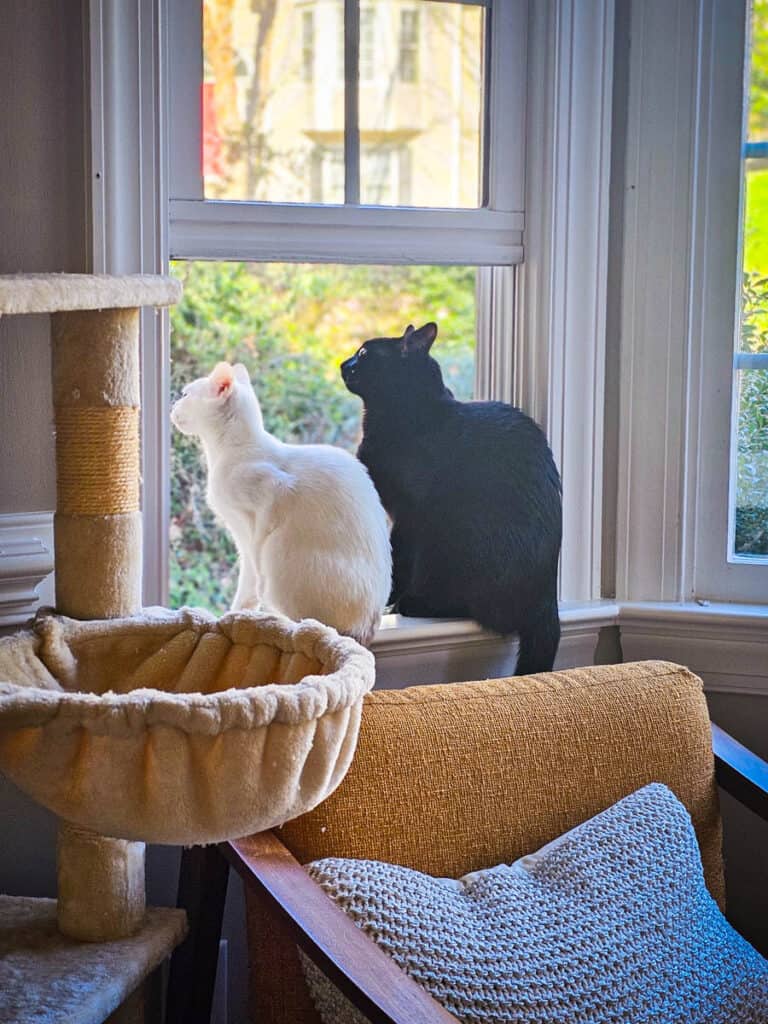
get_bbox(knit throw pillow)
[300,783,768,1024]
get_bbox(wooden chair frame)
[165,724,768,1024]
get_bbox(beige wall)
[0,0,85,912]
[0,0,86,514]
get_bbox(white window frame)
[617,0,767,605]
[167,0,526,262]
[88,0,615,611]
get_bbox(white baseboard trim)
[0,512,54,627]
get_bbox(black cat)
[341,322,562,675]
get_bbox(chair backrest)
[246,660,723,1023]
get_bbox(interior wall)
[0,0,85,890]
[0,1,86,513]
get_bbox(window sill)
[370,600,620,657]
[617,600,768,631]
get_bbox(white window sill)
[617,600,768,630]
[369,599,768,659]
[370,600,620,656]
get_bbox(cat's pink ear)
[210,361,235,398]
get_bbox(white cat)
[171,361,391,645]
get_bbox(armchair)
[166,661,768,1024]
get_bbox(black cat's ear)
[402,321,437,355]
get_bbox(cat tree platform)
[0,895,186,1024]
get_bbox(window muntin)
[732,0,768,560]
[169,260,478,611]
[200,0,487,208]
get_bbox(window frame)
[167,0,526,263]
[89,0,615,610]
[616,0,767,605]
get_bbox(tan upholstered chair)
[166,660,768,1024]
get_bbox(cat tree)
[0,274,374,949]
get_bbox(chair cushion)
[301,784,768,1024]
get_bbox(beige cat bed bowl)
[0,273,375,943]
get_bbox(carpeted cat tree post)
[0,274,181,941]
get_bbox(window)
[189,0,502,209]
[399,10,419,82]
[161,0,524,609]
[80,0,532,609]
[733,0,768,561]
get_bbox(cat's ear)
[402,322,437,355]
[233,363,251,385]
[209,361,235,399]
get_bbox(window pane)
[203,0,344,201]
[202,0,486,208]
[359,2,485,207]
[734,1,768,557]
[169,260,478,610]
[734,369,768,556]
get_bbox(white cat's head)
[171,361,260,439]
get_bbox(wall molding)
[0,512,54,627]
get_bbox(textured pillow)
[300,784,768,1024]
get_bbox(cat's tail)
[515,599,560,676]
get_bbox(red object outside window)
[202,81,224,178]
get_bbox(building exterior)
[203,0,484,208]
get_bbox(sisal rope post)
[51,307,143,619]
[50,307,146,939]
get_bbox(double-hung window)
[165,0,526,609]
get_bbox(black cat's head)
[340,322,444,404]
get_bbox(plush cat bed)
[0,608,374,845]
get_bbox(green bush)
[735,272,768,555]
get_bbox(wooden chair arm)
[224,832,460,1024]
[712,722,768,822]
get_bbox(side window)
[733,0,768,561]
